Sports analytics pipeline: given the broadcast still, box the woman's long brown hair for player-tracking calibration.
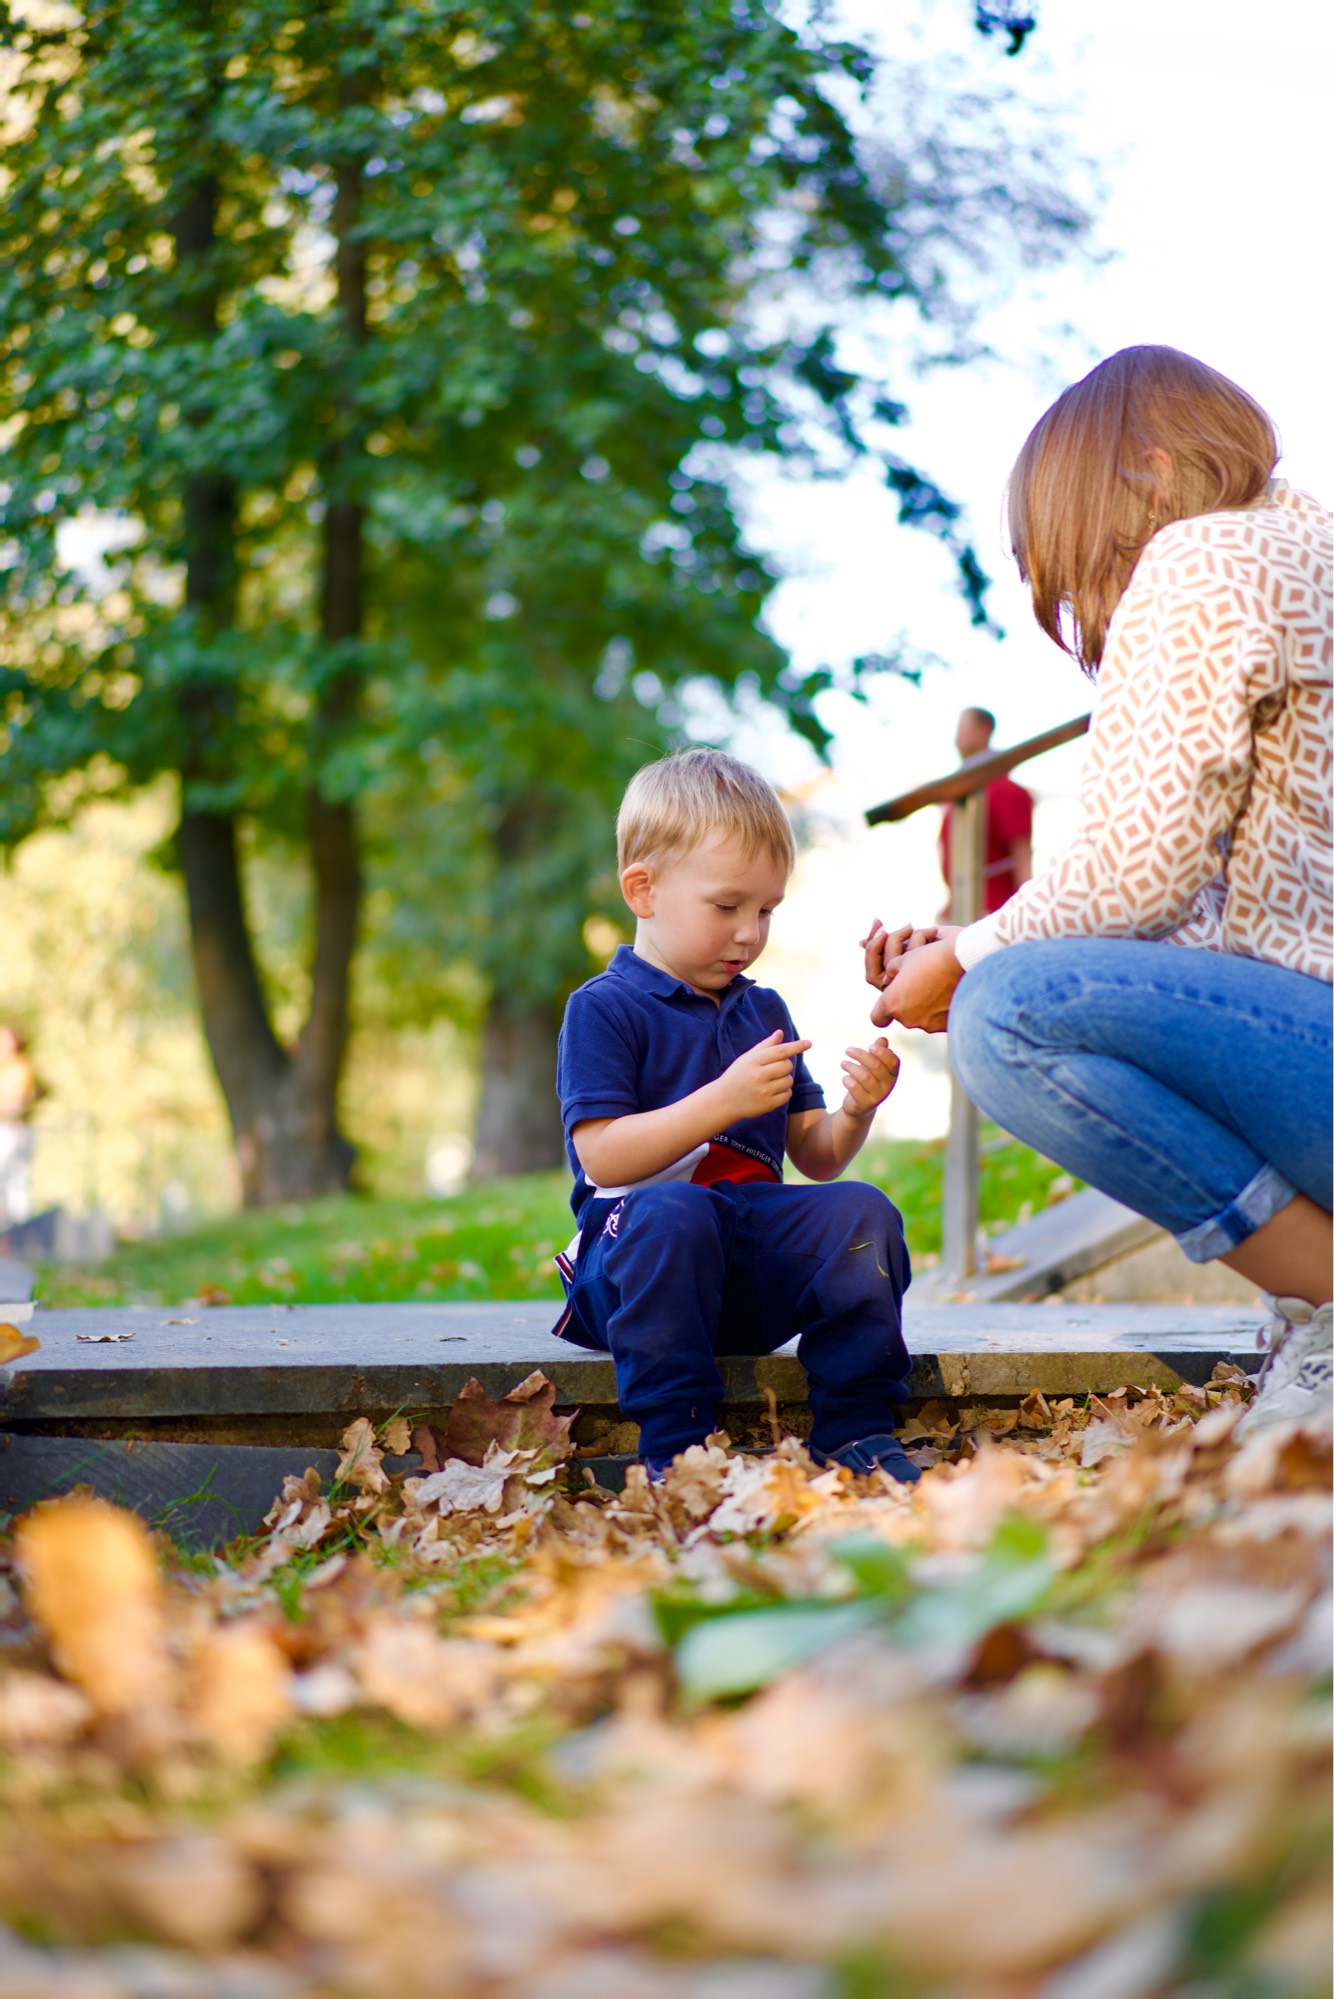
[1008,346,1278,674]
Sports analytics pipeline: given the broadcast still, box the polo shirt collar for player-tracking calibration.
[607,943,753,1005]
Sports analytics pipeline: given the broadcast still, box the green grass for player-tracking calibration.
[35,1139,1072,1310]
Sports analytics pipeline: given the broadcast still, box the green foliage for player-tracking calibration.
[675,1599,880,1705]
[671,1513,1056,1705]
[34,1137,1075,1306]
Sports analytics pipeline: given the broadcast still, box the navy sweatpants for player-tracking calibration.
[557,1179,912,1463]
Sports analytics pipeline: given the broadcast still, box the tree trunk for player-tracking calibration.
[471,996,565,1181]
[284,65,375,1200]
[169,68,359,1205]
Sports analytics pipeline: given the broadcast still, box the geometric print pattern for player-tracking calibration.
[959,480,1333,986]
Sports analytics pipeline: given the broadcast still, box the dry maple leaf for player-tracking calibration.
[414,1369,576,1470]
[0,1323,40,1366]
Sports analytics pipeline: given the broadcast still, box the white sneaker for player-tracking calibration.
[1235,1295,1334,1436]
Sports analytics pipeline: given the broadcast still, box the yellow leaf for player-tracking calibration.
[0,1322,39,1365]
[16,1498,172,1717]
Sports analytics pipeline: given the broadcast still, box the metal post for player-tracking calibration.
[941,788,984,1282]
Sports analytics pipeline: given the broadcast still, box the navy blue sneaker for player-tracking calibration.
[817,1434,922,1484]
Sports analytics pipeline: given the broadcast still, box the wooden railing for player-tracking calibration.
[865,712,1091,1282]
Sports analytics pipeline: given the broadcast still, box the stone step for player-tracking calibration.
[921,1188,1162,1304]
[0,1297,1266,1422]
[0,1298,1266,1545]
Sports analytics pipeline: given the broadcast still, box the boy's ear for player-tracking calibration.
[620,861,656,919]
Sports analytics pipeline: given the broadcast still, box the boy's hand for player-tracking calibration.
[840,1037,900,1119]
[862,919,915,990]
[719,1029,812,1120]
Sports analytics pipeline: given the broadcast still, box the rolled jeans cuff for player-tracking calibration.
[1175,1163,1297,1264]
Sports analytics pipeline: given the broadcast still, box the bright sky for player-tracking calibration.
[734,0,1333,1134]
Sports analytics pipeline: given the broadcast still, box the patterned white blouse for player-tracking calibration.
[957,480,1333,985]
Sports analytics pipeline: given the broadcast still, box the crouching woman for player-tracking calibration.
[867,346,1332,1431]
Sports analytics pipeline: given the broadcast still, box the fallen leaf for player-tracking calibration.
[404,1443,532,1516]
[75,1331,135,1344]
[194,1283,232,1306]
[189,1621,292,1762]
[264,1467,322,1529]
[16,1498,173,1718]
[983,1252,1028,1273]
[354,1620,496,1730]
[900,1398,959,1442]
[0,1323,40,1365]
[381,1415,412,1457]
[336,1417,390,1496]
[109,1836,263,1952]
[0,1668,92,1749]
[1080,1414,1136,1467]
[415,1369,576,1470]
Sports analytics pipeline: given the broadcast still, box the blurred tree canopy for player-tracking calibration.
[0,0,1090,1200]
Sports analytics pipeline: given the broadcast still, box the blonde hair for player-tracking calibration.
[617,748,795,875]
[1008,345,1278,674]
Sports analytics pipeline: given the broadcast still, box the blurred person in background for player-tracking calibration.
[939,707,1033,916]
[0,1026,42,1228]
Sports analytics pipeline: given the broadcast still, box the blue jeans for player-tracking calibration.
[949,940,1333,1261]
[556,1179,911,1462]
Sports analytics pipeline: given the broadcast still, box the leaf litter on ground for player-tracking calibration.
[0,1361,1328,1997]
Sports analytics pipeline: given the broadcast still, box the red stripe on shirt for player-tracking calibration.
[689,1141,781,1188]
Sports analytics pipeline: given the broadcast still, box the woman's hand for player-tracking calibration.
[870,937,964,1034]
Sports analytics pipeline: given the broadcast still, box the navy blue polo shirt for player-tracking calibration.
[556,945,825,1224]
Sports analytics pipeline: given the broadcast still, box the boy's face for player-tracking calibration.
[621,833,789,997]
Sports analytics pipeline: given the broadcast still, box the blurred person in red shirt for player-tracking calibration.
[939,707,1033,916]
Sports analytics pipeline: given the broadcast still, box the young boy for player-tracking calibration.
[553,748,918,1482]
